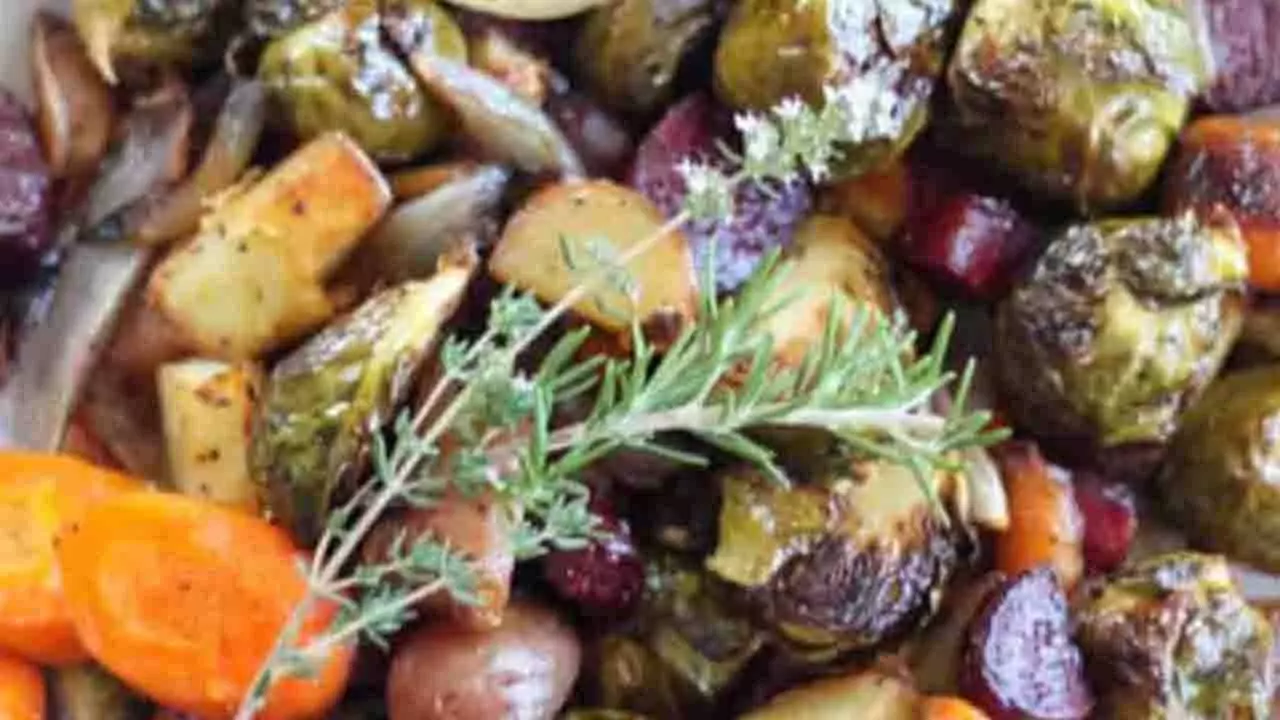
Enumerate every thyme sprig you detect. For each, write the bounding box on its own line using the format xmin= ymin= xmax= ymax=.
xmin=234 ymin=79 xmax=1002 ymax=719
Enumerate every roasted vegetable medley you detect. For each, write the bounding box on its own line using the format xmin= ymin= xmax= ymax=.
xmin=4 ymin=0 xmax=1280 ymax=718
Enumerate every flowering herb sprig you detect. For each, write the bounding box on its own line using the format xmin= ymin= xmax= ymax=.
xmin=233 ymin=84 xmax=1003 ymax=718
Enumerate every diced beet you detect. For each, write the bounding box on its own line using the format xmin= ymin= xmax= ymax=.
xmin=961 ymin=567 xmax=1093 ymax=720
xmin=1196 ymin=0 xmax=1280 ymax=112
xmin=629 ymin=93 xmax=811 ymax=293
xmin=0 ymin=90 xmax=52 ymax=283
xmin=1073 ymin=477 xmax=1137 ymax=575
xmin=543 ymin=492 xmax=645 ymax=617
xmin=905 ymin=191 xmax=1037 ymax=300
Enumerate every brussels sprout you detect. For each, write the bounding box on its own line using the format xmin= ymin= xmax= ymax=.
xmin=254 ymin=267 xmax=471 ymax=544
xmin=1158 ymin=366 xmax=1280 ymax=572
xmin=1076 ymin=553 xmax=1275 ymax=719
xmin=640 ymin=554 xmax=765 ymax=703
xmin=258 ymin=2 xmax=466 ymax=163
xmin=994 ymin=212 xmax=1247 ymax=464
xmin=575 ymin=0 xmax=717 ymax=117
xmin=706 ymin=456 xmax=960 ymax=654
xmin=243 ymin=0 xmax=344 ymax=37
xmin=714 ymin=0 xmax=958 ymax=176
xmin=72 ymin=0 xmax=239 ymax=82
xmin=591 ymin=635 xmax=687 ymax=718
xmin=946 ymin=0 xmax=1208 ymax=211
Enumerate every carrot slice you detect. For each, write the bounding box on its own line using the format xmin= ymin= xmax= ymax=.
xmin=0 ymin=452 xmax=141 ymax=665
xmin=921 ymin=696 xmax=991 ymax=720
xmin=992 ymin=442 xmax=1084 ymax=590
xmin=57 ymin=491 xmax=351 ymax=720
xmin=0 ymin=653 xmax=44 ymax=720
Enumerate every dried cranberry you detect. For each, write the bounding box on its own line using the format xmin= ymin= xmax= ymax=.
xmin=905 ymin=191 xmax=1037 ymax=301
xmin=0 ymin=90 xmax=52 ymax=283
xmin=543 ymin=494 xmax=644 ymax=616
xmin=961 ymin=567 xmax=1093 ymax=720
xmin=629 ymin=93 xmax=811 ymax=293
xmin=1074 ymin=478 xmax=1137 ymax=575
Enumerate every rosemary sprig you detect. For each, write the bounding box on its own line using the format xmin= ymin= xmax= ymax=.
xmin=233 ymin=78 xmax=1003 ymax=718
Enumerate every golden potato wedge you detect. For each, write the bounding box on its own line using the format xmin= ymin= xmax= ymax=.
xmin=489 ymin=180 xmax=697 ymax=336
xmin=158 ymin=359 xmax=262 ymax=511
xmin=147 ymin=133 xmax=391 ymax=359
xmin=761 ymin=215 xmax=895 ymax=367
xmin=742 ymin=670 xmax=920 ymax=720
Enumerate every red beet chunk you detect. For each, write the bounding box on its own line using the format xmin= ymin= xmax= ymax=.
xmin=906 ymin=191 xmax=1037 ymax=301
xmin=543 ymin=493 xmax=644 ymax=617
xmin=0 ymin=90 xmax=52 ymax=283
xmin=629 ymin=93 xmax=811 ymax=293
xmin=961 ymin=567 xmax=1093 ymax=720
xmin=1074 ymin=477 xmax=1137 ymax=575
xmin=1197 ymin=0 xmax=1280 ymax=112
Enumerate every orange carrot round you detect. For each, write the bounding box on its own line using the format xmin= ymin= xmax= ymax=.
xmin=0 ymin=653 xmax=45 ymax=720
xmin=921 ymin=695 xmax=991 ymax=720
xmin=57 ymin=491 xmax=351 ymax=720
xmin=993 ymin=442 xmax=1084 ymax=590
xmin=0 ymin=452 xmax=141 ymax=665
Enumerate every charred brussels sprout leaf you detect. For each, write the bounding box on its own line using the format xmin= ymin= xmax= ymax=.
xmin=707 ymin=457 xmax=960 ymax=654
xmin=254 ymin=269 xmax=471 ymax=545
xmin=1076 ymin=553 xmax=1276 ymax=719
xmin=946 ymin=0 xmax=1208 ymax=211
xmin=575 ymin=0 xmax=718 ymax=118
xmin=587 ymin=555 xmax=763 ymax=715
xmin=714 ymin=0 xmax=958 ymax=176
xmin=995 ymin=213 xmax=1247 ymax=464
xmin=258 ymin=1 xmax=467 ymax=163
xmin=73 ymin=0 xmax=239 ymax=81
xmin=1159 ymin=366 xmax=1280 ymax=572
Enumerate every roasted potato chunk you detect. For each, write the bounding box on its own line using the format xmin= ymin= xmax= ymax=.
xmin=147 ymin=133 xmax=391 ymax=360
xmin=757 ymin=215 xmax=894 ymax=368
xmin=742 ymin=670 xmax=920 ymax=720
xmin=158 ymin=360 xmax=261 ymax=512
xmin=489 ymin=180 xmax=698 ymax=339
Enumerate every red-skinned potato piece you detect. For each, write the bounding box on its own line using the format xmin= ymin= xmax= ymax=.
xmin=629 ymin=93 xmax=812 ymax=293
xmin=1165 ymin=114 xmax=1280 ymax=290
xmin=905 ymin=191 xmax=1038 ymax=301
xmin=1196 ymin=0 xmax=1280 ymax=112
xmin=961 ymin=567 xmax=1093 ymax=720
xmin=993 ymin=442 xmax=1085 ymax=591
xmin=363 ymin=491 xmax=515 ymax=631
xmin=387 ymin=600 xmax=581 ymax=720
xmin=1073 ymin=476 xmax=1137 ymax=575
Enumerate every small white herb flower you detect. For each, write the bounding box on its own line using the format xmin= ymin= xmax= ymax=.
xmin=736 ymin=112 xmax=786 ymax=181
xmin=678 ymin=159 xmax=736 ymax=222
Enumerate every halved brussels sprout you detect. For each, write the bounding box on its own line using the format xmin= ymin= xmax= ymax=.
xmin=946 ymin=0 xmax=1209 ymax=211
xmin=72 ymin=0 xmax=239 ymax=82
xmin=575 ymin=0 xmax=717 ymax=117
xmin=1076 ymin=553 xmax=1275 ymax=719
xmin=714 ymin=0 xmax=958 ymax=176
xmin=707 ymin=455 xmax=960 ymax=655
xmin=258 ymin=1 xmax=466 ymax=163
xmin=995 ymin=212 xmax=1247 ymax=467
xmin=1159 ymin=366 xmax=1280 ymax=572
xmin=253 ymin=259 xmax=473 ymax=544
